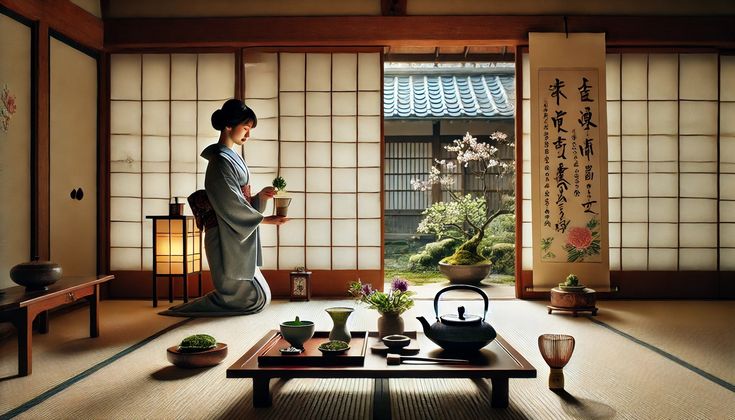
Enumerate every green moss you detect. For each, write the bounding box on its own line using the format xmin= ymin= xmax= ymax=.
xmin=440 ymin=250 xmax=488 ymax=265
xmin=565 ymin=274 xmax=580 ymax=286
xmin=179 ymin=334 xmax=216 ymax=352
xmin=440 ymin=234 xmax=489 ymax=266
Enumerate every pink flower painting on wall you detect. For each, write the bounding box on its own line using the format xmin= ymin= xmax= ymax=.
xmin=1 ymin=84 xmax=17 ymax=132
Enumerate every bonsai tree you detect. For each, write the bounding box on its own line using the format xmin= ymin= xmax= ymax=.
xmin=412 ymin=132 xmax=514 ymax=265
xmin=565 ymin=274 xmax=580 ymax=286
xmin=272 ymin=176 xmax=287 ymax=194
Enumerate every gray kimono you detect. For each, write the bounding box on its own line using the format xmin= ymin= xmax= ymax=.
xmin=160 ymin=143 xmax=271 ymax=317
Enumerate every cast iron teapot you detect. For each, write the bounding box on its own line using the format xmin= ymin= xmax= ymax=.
xmin=417 ymin=284 xmax=496 ymax=352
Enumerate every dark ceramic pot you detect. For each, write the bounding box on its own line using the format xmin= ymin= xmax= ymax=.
xmin=10 ymin=259 xmax=62 ymax=291
xmin=167 ymin=343 xmax=228 ymax=368
xmin=438 ymin=261 xmax=492 ymax=285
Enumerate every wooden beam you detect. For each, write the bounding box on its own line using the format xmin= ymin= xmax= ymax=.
xmin=104 ymin=15 xmax=735 ymax=50
xmin=384 ymin=53 xmax=515 ymax=63
xmin=514 ymin=45 xmax=524 ymax=300
xmin=98 ymin=52 xmax=110 ymax=275
xmin=0 ymin=0 xmax=103 ymax=50
xmin=31 ymin=21 xmax=50 ymax=260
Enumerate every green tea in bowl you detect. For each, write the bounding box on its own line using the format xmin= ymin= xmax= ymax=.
xmin=279 ymin=316 xmax=315 ymax=349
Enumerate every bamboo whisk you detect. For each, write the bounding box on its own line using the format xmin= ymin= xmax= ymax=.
xmin=538 ymin=334 xmax=575 ymax=390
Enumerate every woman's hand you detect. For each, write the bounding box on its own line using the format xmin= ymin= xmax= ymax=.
xmin=258 ymin=186 xmax=278 ymax=200
xmin=261 ymin=215 xmax=288 ymax=225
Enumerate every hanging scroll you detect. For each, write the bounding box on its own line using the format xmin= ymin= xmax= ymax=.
xmin=530 ymin=33 xmax=609 ymax=289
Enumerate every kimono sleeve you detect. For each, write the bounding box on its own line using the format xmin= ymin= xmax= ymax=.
xmin=250 ymin=193 xmax=268 ymax=213
xmin=205 ymin=156 xmax=264 ymax=241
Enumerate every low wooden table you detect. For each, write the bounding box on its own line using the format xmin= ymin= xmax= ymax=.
xmin=227 ymin=331 xmax=536 ymax=419
xmin=0 ymin=275 xmax=114 ymax=376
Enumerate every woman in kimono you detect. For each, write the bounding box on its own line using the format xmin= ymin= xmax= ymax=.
xmin=160 ymin=99 xmax=287 ymax=317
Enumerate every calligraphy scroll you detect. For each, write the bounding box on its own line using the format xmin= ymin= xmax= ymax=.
xmin=530 ymin=33 xmax=610 ymax=289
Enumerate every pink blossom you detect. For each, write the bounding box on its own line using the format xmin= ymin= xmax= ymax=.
xmin=5 ymin=94 xmax=16 ymax=114
xmin=567 ymin=227 xmax=593 ymax=250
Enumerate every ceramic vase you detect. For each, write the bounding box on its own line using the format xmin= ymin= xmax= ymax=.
xmin=325 ymin=307 xmax=354 ymax=343
xmin=377 ymin=312 xmax=405 ymax=339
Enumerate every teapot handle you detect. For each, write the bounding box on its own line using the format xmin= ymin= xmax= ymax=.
xmin=433 ymin=285 xmax=489 ymax=321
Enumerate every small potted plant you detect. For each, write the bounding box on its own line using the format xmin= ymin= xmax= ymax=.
xmin=272 ymin=175 xmax=291 ymax=216
xmin=166 ymin=333 xmax=228 ymax=368
xmin=559 ymin=274 xmax=586 ymax=291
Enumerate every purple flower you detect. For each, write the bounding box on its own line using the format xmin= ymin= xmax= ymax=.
xmin=361 ymin=283 xmax=373 ymax=296
xmin=391 ymin=277 xmax=408 ymax=293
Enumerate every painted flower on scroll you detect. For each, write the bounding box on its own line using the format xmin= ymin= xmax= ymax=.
xmin=1 ymin=84 xmax=17 ymax=132
xmin=564 ymin=218 xmax=601 ymax=262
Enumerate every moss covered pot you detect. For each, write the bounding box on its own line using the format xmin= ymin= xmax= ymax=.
xmin=438 ymin=261 xmax=492 ymax=285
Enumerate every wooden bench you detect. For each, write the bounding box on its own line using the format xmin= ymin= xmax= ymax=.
xmin=0 ymin=275 xmax=114 ymax=376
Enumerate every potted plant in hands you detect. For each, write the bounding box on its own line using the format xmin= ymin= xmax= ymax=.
xmin=272 ymin=176 xmax=291 ymax=216
xmin=411 ymin=132 xmax=514 ymax=284
xmin=349 ymin=277 xmax=415 ymax=339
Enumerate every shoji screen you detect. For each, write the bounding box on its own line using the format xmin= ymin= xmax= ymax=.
xmin=0 ymin=13 xmax=31 ymax=288
xmin=721 ymin=56 xmax=735 ymax=270
xmin=110 ymin=53 xmax=235 ymax=271
xmin=243 ymin=51 xmax=382 ymax=271
xmin=523 ymin=52 xmax=727 ymax=272
xmin=609 ymin=53 xmax=718 ymax=271
xmin=521 ymin=54 xmax=533 ymax=270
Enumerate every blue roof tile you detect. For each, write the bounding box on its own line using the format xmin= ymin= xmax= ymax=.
xmin=384 ymin=73 xmax=515 ymax=119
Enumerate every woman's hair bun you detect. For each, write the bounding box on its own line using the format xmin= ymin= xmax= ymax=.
xmin=211 ymin=109 xmax=225 ymax=130
xmin=210 ymin=99 xmax=258 ymax=131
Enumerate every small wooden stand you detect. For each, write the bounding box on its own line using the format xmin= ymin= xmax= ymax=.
xmin=547 ymin=287 xmax=598 ymax=317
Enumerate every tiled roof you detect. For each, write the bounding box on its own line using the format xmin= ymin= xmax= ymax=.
xmin=384 ymin=73 xmax=515 ymax=119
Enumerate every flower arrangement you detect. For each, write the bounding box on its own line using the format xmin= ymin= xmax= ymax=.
xmin=1 ymin=84 xmax=17 ymax=132
xmin=348 ymin=277 xmax=415 ymax=315
xmin=411 ymin=131 xmax=514 ymax=265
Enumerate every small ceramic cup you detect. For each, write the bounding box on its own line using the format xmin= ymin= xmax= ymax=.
xmin=382 ymin=334 xmax=411 ymax=350
xmin=279 ymin=319 xmax=315 ymax=349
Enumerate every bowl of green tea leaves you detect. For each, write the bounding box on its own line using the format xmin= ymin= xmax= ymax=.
xmin=318 ymin=340 xmax=350 ymax=355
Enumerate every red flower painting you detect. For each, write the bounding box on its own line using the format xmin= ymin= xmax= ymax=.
xmin=567 ymin=226 xmax=593 ymax=250
xmin=1 ymin=84 xmax=17 ymax=132
xmin=563 ymin=218 xmax=601 ymax=262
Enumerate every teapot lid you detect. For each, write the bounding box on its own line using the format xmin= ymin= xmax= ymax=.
xmin=439 ymin=306 xmax=482 ymax=326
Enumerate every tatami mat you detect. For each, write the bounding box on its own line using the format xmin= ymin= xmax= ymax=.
xmin=593 ymin=300 xmax=735 ymax=385
xmin=0 ymin=300 xmax=185 ymax=413
xmin=2 ymin=299 xmax=734 ymax=419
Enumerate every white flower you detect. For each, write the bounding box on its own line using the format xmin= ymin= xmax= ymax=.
xmin=439 ymin=175 xmax=455 ymax=187
xmin=490 ymin=131 xmax=508 ymax=142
